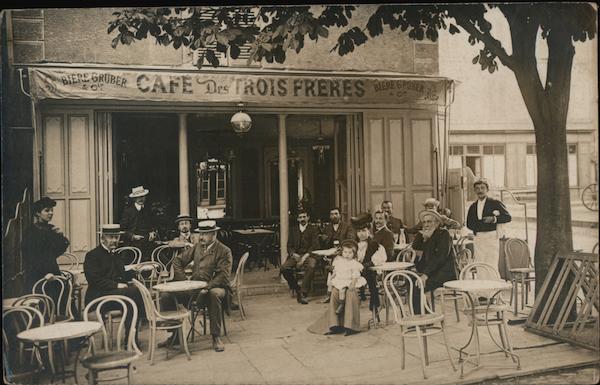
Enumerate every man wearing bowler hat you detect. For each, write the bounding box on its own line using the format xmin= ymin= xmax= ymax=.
xmin=120 ymin=185 xmax=159 ymax=261
xmin=83 ymin=224 xmax=145 ymax=344
xmin=166 ymin=220 xmax=232 ymax=352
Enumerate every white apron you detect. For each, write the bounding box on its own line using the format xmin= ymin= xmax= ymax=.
xmin=473 ymin=230 xmax=500 ymax=279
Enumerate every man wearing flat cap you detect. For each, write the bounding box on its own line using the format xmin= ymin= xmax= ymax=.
xmin=22 ymin=196 xmax=70 ymax=292
xmin=467 ymin=179 xmax=511 ymax=277
xmin=84 ymin=224 xmax=145 ymax=344
xmin=120 ymin=185 xmax=159 ymax=261
xmin=166 ymin=220 xmax=232 ymax=352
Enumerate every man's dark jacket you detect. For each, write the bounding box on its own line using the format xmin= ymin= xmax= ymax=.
xmin=84 ymin=245 xmax=135 ymax=303
xmin=412 ymin=228 xmax=455 ymax=288
xmin=466 ymin=198 xmax=511 ymax=235
xmin=287 ymin=223 xmax=320 ymax=256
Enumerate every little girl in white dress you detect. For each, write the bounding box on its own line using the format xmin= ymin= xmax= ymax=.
xmin=330 ymin=239 xmax=367 ymax=314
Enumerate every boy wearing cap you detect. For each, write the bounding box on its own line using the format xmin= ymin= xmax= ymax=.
xmin=168 ymin=220 xmax=232 ymax=352
xmin=21 ymin=196 xmax=70 ymax=291
xmin=120 ymin=185 xmax=159 ymax=261
xmin=466 ymin=179 xmax=511 ymax=277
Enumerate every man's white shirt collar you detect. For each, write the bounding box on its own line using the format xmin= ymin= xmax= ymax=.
xmin=477 ymin=197 xmax=487 ymax=220
xmin=299 ymin=223 xmax=308 ymax=232
xmin=134 ymin=202 xmax=143 ymax=211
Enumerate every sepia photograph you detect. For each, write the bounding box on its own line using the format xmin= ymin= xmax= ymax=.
xmin=1 ymin=2 xmax=598 ymax=384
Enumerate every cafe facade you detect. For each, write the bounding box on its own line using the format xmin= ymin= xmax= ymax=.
xmin=2 ymin=7 xmax=455 ymax=265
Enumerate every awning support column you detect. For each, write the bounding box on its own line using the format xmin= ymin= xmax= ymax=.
xmin=178 ymin=113 xmax=190 ymax=215
xmin=278 ymin=114 xmax=289 ymax=265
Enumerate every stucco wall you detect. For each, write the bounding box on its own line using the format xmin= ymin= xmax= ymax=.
xmin=11 ymin=6 xmax=438 ymax=74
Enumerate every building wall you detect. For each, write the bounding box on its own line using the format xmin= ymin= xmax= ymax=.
xmin=11 ymin=6 xmax=438 ymax=74
xmin=439 ymin=7 xmax=598 ymax=194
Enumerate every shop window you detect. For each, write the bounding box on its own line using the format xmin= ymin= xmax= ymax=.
xmin=197 ymin=158 xmax=227 ymax=218
xmin=466 ymin=145 xmax=480 ymax=154
xmin=568 ymin=144 xmax=578 ymax=186
xmin=482 ymin=145 xmax=505 ymax=188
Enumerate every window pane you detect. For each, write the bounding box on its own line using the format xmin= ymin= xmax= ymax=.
xmin=526 ymin=155 xmax=537 ymax=186
xmin=467 ymin=145 xmax=480 ymax=154
xmin=449 ymin=155 xmax=463 ymax=169
xmin=451 ymin=146 xmax=463 ymax=155
xmin=494 ymin=145 xmax=504 ymax=154
xmin=526 ymin=144 xmax=535 ymax=154
xmin=483 ymin=145 xmax=493 ymax=155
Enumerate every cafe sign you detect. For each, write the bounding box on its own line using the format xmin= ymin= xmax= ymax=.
xmin=29 ymin=67 xmax=448 ymax=105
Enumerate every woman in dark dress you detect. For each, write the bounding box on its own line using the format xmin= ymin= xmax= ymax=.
xmin=411 ymin=209 xmax=456 ymax=314
xmin=21 ymin=196 xmax=70 ymax=292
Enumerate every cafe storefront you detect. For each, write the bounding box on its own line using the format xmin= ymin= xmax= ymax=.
xmin=27 ymin=65 xmax=455 ymax=264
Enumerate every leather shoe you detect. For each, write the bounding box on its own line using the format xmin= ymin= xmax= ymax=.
xmin=230 ymin=302 xmax=240 ymax=311
xmin=158 ymin=334 xmax=178 ymax=348
xmin=296 ymin=292 xmax=308 ymax=304
xmin=344 ymin=329 xmax=360 ymax=336
xmin=212 ymin=336 xmax=225 ymax=352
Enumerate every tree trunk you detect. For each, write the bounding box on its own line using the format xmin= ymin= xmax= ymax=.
xmin=509 ymin=24 xmax=575 ymax=297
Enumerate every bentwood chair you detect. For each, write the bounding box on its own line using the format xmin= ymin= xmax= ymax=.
xmin=57 ymin=252 xmax=80 ymax=270
xmin=459 ymin=262 xmax=515 ymax=362
xmin=131 ymin=279 xmax=191 ymax=365
xmin=504 ymin=238 xmax=535 ymax=315
xmin=151 ymin=245 xmax=176 ymax=283
xmin=3 ymin=307 xmax=45 ymax=385
xmin=115 ymin=246 xmax=142 ymax=266
xmin=81 ymin=295 xmax=142 ymax=385
xmin=230 ymin=252 xmax=250 ymax=319
xmin=384 ymin=270 xmax=456 ymax=379
xmin=32 ymin=275 xmax=74 ymax=323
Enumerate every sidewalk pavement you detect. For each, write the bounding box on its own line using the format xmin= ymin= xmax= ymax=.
xmin=57 ymin=292 xmax=598 ymax=385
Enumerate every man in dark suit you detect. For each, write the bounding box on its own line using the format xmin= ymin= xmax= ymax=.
xmin=466 ymin=179 xmax=511 ymax=277
xmin=280 ymin=209 xmax=320 ymax=304
xmin=322 ymin=207 xmax=355 ymax=248
xmin=372 ymin=210 xmax=395 ymax=261
xmin=83 ymin=224 xmax=145 ymax=343
xmin=166 ymin=220 xmax=232 ymax=352
xmin=381 ymin=200 xmax=405 ymax=236
xmin=120 ymin=185 xmax=159 ymax=261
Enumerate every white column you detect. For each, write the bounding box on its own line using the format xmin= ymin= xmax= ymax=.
xmin=178 ymin=113 xmax=190 ymax=215
xmin=278 ymin=114 xmax=289 ymax=265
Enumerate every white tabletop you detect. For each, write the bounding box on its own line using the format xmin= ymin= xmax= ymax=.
xmin=153 ymin=280 xmax=208 ymax=293
xmin=233 ymin=229 xmax=274 ymax=235
xmin=444 ymin=279 xmax=511 ymax=292
xmin=312 ymin=248 xmax=338 ymax=256
xmin=18 ymin=321 xmax=102 ymax=343
xmin=453 ymin=239 xmax=474 ymax=245
xmin=125 ymin=263 xmax=156 ymax=272
xmin=370 ymin=262 xmax=414 ymax=271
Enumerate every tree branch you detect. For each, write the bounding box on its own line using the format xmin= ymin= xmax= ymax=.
xmin=453 ymin=15 xmax=515 ymax=70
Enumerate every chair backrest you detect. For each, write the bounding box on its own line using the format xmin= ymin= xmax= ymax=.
xmin=396 ymin=247 xmax=416 ymax=263
xmin=32 ymin=275 xmax=73 ymax=322
xmin=130 ymin=279 xmax=158 ymax=322
xmin=151 ymin=245 xmax=176 ymax=275
xmin=504 ymin=238 xmax=532 ymax=270
xmin=459 ymin=262 xmax=501 ymax=280
xmin=383 ymin=270 xmax=432 ymax=321
xmin=453 ymin=248 xmax=474 ymax=279
xmin=57 ymin=252 xmax=79 ymax=270
xmin=3 ymin=306 xmax=45 ymax=383
xmin=134 ymin=261 xmax=163 ymax=288
xmin=231 ymin=252 xmax=250 ymax=289
xmin=115 ymin=246 xmax=142 ymax=265
xmin=12 ymin=294 xmax=55 ymax=325
xmin=592 ymin=242 xmax=598 ymax=254
xmin=83 ymin=295 xmax=139 ymax=353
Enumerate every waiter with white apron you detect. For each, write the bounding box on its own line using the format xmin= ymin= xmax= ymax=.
xmin=466 ymin=178 xmax=512 ymax=278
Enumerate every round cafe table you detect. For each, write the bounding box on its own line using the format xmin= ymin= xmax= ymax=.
xmin=153 ymin=280 xmax=208 ymax=342
xmin=369 ymin=262 xmax=414 ymax=328
xmin=18 ymin=321 xmax=102 ymax=383
xmin=443 ymin=279 xmax=520 ymax=378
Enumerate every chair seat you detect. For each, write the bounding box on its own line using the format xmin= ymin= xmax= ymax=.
xmin=157 ymin=310 xmax=190 ymax=322
xmin=398 ymin=313 xmax=444 ymax=326
xmin=80 ymin=351 xmax=140 ymax=370
xmin=106 ymin=310 xmax=123 ymax=316
xmin=510 ymin=268 xmax=534 ymax=274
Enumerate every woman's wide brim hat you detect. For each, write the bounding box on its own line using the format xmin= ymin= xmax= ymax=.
xmin=98 ymin=224 xmax=125 ymax=235
xmin=418 ymin=209 xmax=444 ymax=224
xmin=194 ymin=220 xmax=220 ymax=233
xmin=33 ymin=196 xmax=56 ymax=213
xmin=175 ymin=214 xmax=194 ymax=224
xmin=129 ymin=186 xmax=149 ymax=198
xmin=351 ymin=213 xmax=373 ymax=230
